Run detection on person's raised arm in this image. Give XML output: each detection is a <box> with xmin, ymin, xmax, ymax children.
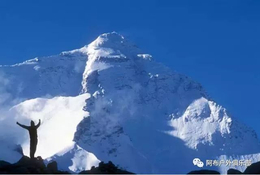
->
<box><xmin>16</xmin><ymin>122</ymin><xmax>29</xmax><ymax>130</ymax></box>
<box><xmin>36</xmin><ymin>119</ymin><xmax>41</xmax><ymax>129</ymax></box>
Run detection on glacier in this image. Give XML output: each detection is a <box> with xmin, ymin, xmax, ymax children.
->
<box><xmin>0</xmin><ymin>32</ymin><xmax>260</xmax><ymax>174</ymax></box>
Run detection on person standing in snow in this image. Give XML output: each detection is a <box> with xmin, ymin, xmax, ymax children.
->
<box><xmin>16</xmin><ymin>119</ymin><xmax>41</xmax><ymax>159</ymax></box>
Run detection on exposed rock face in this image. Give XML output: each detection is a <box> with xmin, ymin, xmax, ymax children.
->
<box><xmin>227</xmin><ymin>168</ymin><xmax>242</xmax><ymax>174</ymax></box>
<box><xmin>0</xmin><ymin>156</ymin><xmax>69</xmax><ymax>174</ymax></box>
<box><xmin>187</xmin><ymin>169</ymin><xmax>220</xmax><ymax>174</ymax></box>
<box><xmin>187</xmin><ymin>161</ymin><xmax>260</xmax><ymax>174</ymax></box>
<box><xmin>1</xmin><ymin>155</ymin><xmax>260</xmax><ymax>174</ymax></box>
<box><xmin>0</xmin><ymin>157</ymin><xmax>132</xmax><ymax>174</ymax></box>
<box><xmin>0</xmin><ymin>161</ymin><xmax>11</xmax><ymax>169</ymax></box>
<box><xmin>79</xmin><ymin>161</ymin><xmax>133</xmax><ymax>174</ymax></box>
<box><xmin>243</xmin><ymin>162</ymin><xmax>260</xmax><ymax>174</ymax></box>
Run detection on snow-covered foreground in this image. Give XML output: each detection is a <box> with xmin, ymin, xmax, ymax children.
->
<box><xmin>0</xmin><ymin>94</ymin><xmax>100</xmax><ymax>171</ymax></box>
<box><xmin>46</xmin><ymin>142</ymin><xmax>100</xmax><ymax>173</ymax></box>
<box><xmin>0</xmin><ymin>32</ymin><xmax>260</xmax><ymax>174</ymax></box>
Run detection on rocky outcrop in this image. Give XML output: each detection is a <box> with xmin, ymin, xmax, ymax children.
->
<box><xmin>0</xmin><ymin>156</ymin><xmax>69</xmax><ymax>174</ymax></box>
<box><xmin>227</xmin><ymin>168</ymin><xmax>242</xmax><ymax>174</ymax></box>
<box><xmin>0</xmin><ymin>157</ymin><xmax>133</xmax><ymax>174</ymax></box>
<box><xmin>79</xmin><ymin>161</ymin><xmax>133</xmax><ymax>174</ymax></box>
<box><xmin>187</xmin><ymin>169</ymin><xmax>220</xmax><ymax>174</ymax></box>
<box><xmin>188</xmin><ymin>161</ymin><xmax>260</xmax><ymax>174</ymax></box>
<box><xmin>2</xmin><ymin>155</ymin><xmax>260</xmax><ymax>174</ymax></box>
<box><xmin>243</xmin><ymin>162</ymin><xmax>260</xmax><ymax>174</ymax></box>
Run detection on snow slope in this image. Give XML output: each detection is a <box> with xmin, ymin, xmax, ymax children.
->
<box><xmin>0</xmin><ymin>32</ymin><xmax>260</xmax><ymax>174</ymax></box>
<box><xmin>0</xmin><ymin>94</ymin><xmax>91</xmax><ymax>163</ymax></box>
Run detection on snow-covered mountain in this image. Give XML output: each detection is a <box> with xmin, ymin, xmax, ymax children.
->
<box><xmin>0</xmin><ymin>32</ymin><xmax>260</xmax><ymax>174</ymax></box>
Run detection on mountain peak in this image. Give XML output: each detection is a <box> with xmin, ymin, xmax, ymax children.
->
<box><xmin>89</xmin><ymin>32</ymin><xmax>124</xmax><ymax>47</ymax></box>
<box><xmin>88</xmin><ymin>32</ymin><xmax>138</xmax><ymax>52</ymax></box>
<box><xmin>61</xmin><ymin>32</ymin><xmax>140</xmax><ymax>57</ymax></box>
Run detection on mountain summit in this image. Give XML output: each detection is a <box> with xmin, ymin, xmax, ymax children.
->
<box><xmin>0</xmin><ymin>32</ymin><xmax>260</xmax><ymax>174</ymax></box>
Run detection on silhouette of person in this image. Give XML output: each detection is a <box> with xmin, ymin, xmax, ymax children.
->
<box><xmin>16</xmin><ymin>119</ymin><xmax>41</xmax><ymax>159</ymax></box>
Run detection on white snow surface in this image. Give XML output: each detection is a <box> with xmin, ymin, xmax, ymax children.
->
<box><xmin>0</xmin><ymin>32</ymin><xmax>260</xmax><ymax>174</ymax></box>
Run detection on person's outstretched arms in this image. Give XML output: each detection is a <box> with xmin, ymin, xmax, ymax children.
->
<box><xmin>16</xmin><ymin>122</ymin><xmax>29</xmax><ymax>130</ymax></box>
<box><xmin>36</xmin><ymin>119</ymin><xmax>41</xmax><ymax>129</ymax></box>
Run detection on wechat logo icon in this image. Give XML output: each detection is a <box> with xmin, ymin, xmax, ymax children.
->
<box><xmin>193</xmin><ymin>158</ymin><xmax>204</xmax><ymax>168</ymax></box>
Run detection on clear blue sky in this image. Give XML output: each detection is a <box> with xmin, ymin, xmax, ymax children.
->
<box><xmin>1</xmin><ymin>0</ymin><xmax>260</xmax><ymax>135</ymax></box>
